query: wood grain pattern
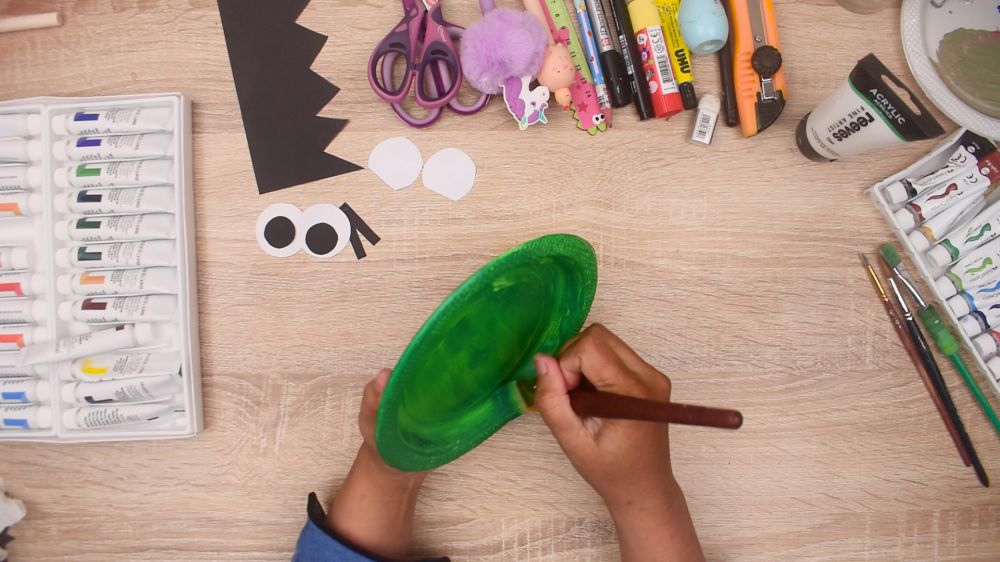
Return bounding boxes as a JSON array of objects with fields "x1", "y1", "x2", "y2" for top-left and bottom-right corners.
[{"x1": 1, "y1": 0, "x2": 999, "y2": 560}]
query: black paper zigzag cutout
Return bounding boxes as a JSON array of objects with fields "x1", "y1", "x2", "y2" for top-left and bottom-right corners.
[{"x1": 218, "y1": 0, "x2": 361, "y2": 194}]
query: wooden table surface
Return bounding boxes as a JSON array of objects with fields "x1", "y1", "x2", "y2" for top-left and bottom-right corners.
[{"x1": 1, "y1": 0, "x2": 998, "y2": 560}]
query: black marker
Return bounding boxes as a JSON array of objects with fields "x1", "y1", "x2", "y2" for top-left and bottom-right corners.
[
  {"x1": 606, "y1": 0, "x2": 654, "y2": 120},
  {"x1": 587, "y1": 0, "x2": 631, "y2": 107},
  {"x1": 718, "y1": 0, "x2": 738, "y2": 127}
]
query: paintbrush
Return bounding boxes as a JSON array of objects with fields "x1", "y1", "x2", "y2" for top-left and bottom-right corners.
[
  {"x1": 880, "y1": 244, "x2": 1000, "y2": 439},
  {"x1": 568, "y1": 389, "x2": 743, "y2": 429},
  {"x1": 860, "y1": 253, "x2": 971, "y2": 465},
  {"x1": 882, "y1": 264, "x2": 989, "y2": 486}
]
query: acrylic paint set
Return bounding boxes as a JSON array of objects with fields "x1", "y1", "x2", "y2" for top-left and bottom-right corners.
[
  {"x1": 0, "y1": 93, "x2": 201, "y2": 442},
  {"x1": 870, "y1": 128, "x2": 1000, "y2": 397}
]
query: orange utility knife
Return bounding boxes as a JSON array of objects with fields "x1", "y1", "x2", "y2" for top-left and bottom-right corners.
[{"x1": 728, "y1": 0, "x2": 786, "y2": 137}]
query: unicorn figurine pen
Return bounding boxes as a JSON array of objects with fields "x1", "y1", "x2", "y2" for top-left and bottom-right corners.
[{"x1": 522, "y1": 0, "x2": 575, "y2": 108}]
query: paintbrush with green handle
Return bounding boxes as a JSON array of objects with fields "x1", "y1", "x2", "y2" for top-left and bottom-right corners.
[{"x1": 881, "y1": 244, "x2": 1000, "y2": 438}]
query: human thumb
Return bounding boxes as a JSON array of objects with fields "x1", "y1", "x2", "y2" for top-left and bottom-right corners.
[{"x1": 533, "y1": 354, "x2": 582, "y2": 439}]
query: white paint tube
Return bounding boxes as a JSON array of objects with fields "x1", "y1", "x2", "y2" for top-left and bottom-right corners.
[
  {"x1": 0, "y1": 193, "x2": 44, "y2": 217},
  {"x1": 62, "y1": 374, "x2": 181, "y2": 405},
  {"x1": 0, "y1": 300, "x2": 45, "y2": 324},
  {"x1": 906, "y1": 194, "x2": 985, "y2": 252},
  {"x1": 0, "y1": 272, "x2": 46, "y2": 297},
  {"x1": 58, "y1": 295, "x2": 177, "y2": 323},
  {"x1": 54, "y1": 186, "x2": 175, "y2": 215},
  {"x1": 58, "y1": 267, "x2": 177, "y2": 296},
  {"x1": 51, "y1": 107, "x2": 173, "y2": 136},
  {"x1": 0, "y1": 218, "x2": 35, "y2": 244},
  {"x1": 53, "y1": 159, "x2": 173, "y2": 189},
  {"x1": 0, "y1": 113, "x2": 41, "y2": 137},
  {"x1": 0, "y1": 139, "x2": 41, "y2": 163},
  {"x1": 20, "y1": 323, "x2": 165, "y2": 366},
  {"x1": 927, "y1": 199, "x2": 1000, "y2": 267},
  {"x1": 935, "y1": 236, "x2": 1000, "y2": 298},
  {"x1": 53, "y1": 133, "x2": 174, "y2": 162},
  {"x1": 62, "y1": 401, "x2": 175, "y2": 430},
  {"x1": 892, "y1": 170, "x2": 993, "y2": 231},
  {"x1": 0, "y1": 404, "x2": 52, "y2": 429},
  {"x1": 0, "y1": 326, "x2": 48, "y2": 352},
  {"x1": 883, "y1": 131, "x2": 998, "y2": 204},
  {"x1": 59, "y1": 352, "x2": 181, "y2": 381},
  {"x1": 55, "y1": 240, "x2": 176, "y2": 269},
  {"x1": 55, "y1": 213, "x2": 175, "y2": 243},
  {"x1": 0, "y1": 247, "x2": 29, "y2": 271},
  {"x1": 0, "y1": 378, "x2": 50, "y2": 404},
  {"x1": 0, "y1": 165, "x2": 42, "y2": 192}
]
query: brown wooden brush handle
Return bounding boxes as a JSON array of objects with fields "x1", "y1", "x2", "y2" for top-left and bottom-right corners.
[{"x1": 568, "y1": 389, "x2": 743, "y2": 429}]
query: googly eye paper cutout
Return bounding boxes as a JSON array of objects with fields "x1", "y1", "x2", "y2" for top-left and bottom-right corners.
[
  {"x1": 298, "y1": 204, "x2": 352, "y2": 258},
  {"x1": 368, "y1": 137, "x2": 423, "y2": 190},
  {"x1": 255, "y1": 203, "x2": 380, "y2": 260},
  {"x1": 422, "y1": 148, "x2": 476, "y2": 201},
  {"x1": 257, "y1": 203, "x2": 303, "y2": 257}
]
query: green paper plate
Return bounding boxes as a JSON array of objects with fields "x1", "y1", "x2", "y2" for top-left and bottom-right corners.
[{"x1": 376, "y1": 234, "x2": 598, "y2": 471}]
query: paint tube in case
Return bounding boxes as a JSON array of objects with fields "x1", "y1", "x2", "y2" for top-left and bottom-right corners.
[
  {"x1": 927, "y1": 199, "x2": 1000, "y2": 267},
  {"x1": 0, "y1": 326, "x2": 48, "y2": 352},
  {"x1": 0, "y1": 404, "x2": 52, "y2": 429},
  {"x1": 0, "y1": 114, "x2": 41, "y2": 137},
  {"x1": 797, "y1": 54, "x2": 944, "y2": 162},
  {"x1": 51, "y1": 107, "x2": 174, "y2": 136},
  {"x1": 20, "y1": 323, "x2": 173, "y2": 366},
  {"x1": 0, "y1": 272, "x2": 46, "y2": 298},
  {"x1": 56, "y1": 240, "x2": 176, "y2": 269},
  {"x1": 59, "y1": 352, "x2": 181, "y2": 381},
  {"x1": 629, "y1": 0, "x2": 683, "y2": 118},
  {"x1": 55, "y1": 213, "x2": 175, "y2": 243},
  {"x1": 62, "y1": 401, "x2": 176, "y2": 430},
  {"x1": 0, "y1": 139, "x2": 41, "y2": 164},
  {"x1": 907, "y1": 194, "x2": 985, "y2": 252},
  {"x1": 0, "y1": 378, "x2": 50, "y2": 404},
  {"x1": 0, "y1": 366, "x2": 44, "y2": 377},
  {"x1": 62, "y1": 373, "x2": 181, "y2": 405},
  {"x1": 883, "y1": 131, "x2": 998, "y2": 204},
  {"x1": 0, "y1": 300, "x2": 45, "y2": 325},
  {"x1": 59, "y1": 295, "x2": 177, "y2": 324},
  {"x1": 972, "y1": 328, "x2": 1000, "y2": 358},
  {"x1": 958, "y1": 305, "x2": 1000, "y2": 337},
  {"x1": 0, "y1": 165, "x2": 42, "y2": 192},
  {"x1": 0, "y1": 247, "x2": 29, "y2": 271},
  {"x1": 892, "y1": 169, "x2": 994, "y2": 231},
  {"x1": 935, "y1": 236, "x2": 1000, "y2": 297},
  {"x1": 0, "y1": 218, "x2": 35, "y2": 244},
  {"x1": 54, "y1": 186, "x2": 175, "y2": 215},
  {"x1": 52, "y1": 133, "x2": 174, "y2": 162},
  {"x1": 58, "y1": 267, "x2": 178, "y2": 297},
  {"x1": 0, "y1": 193, "x2": 44, "y2": 217},
  {"x1": 53, "y1": 159, "x2": 173, "y2": 189}
]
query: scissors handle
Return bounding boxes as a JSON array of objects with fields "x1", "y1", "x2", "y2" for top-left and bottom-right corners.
[
  {"x1": 413, "y1": 2, "x2": 462, "y2": 109},
  {"x1": 368, "y1": 0, "x2": 424, "y2": 104}
]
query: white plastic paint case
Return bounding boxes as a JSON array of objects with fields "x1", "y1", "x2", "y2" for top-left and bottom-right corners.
[
  {"x1": 869, "y1": 128, "x2": 1000, "y2": 397},
  {"x1": 0, "y1": 93, "x2": 200, "y2": 442}
]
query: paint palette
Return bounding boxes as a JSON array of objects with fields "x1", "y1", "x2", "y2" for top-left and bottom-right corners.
[
  {"x1": 376, "y1": 234, "x2": 598, "y2": 472},
  {"x1": 0, "y1": 93, "x2": 201, "y2": 442}
]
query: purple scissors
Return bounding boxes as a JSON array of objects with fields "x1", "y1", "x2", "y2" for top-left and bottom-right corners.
[{"x1": 368, "y1": 0, "x2": 489, "y2": 128}]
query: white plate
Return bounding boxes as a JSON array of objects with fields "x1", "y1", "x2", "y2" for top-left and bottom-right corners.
[{"x1": 900, "y1": 0, "x2": 1000, "y2": 138}]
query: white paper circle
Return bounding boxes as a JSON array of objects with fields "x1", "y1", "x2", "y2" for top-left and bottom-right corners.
[
  {"x1": 256, "y1": 203, "x2": 302, "y2": 258},
  {"x1": 368, "y1": 136, "x2": 423, "y2": 190},
  {"x1": 298, "y1": 204, "x2": 352, "y2": 258},
  {"x1": 422, "y1": 148, "x2": 476, "y2": 202}
]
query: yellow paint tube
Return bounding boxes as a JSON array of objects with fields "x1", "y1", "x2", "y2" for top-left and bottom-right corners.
[{"x1": 655, "y1": 0, "x2": 696, "y2": 109}]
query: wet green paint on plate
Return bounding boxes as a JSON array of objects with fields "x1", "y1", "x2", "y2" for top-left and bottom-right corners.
[{"x1": 376, "y1": 234, "x2": 598, "y2": 471}]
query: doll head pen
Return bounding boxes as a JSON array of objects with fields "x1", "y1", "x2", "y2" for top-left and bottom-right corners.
[{"x1": 880, "y1": 244, "x2": 1000, "y2": 438}]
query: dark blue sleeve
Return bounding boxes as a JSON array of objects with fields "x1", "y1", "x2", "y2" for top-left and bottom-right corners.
[{"x1": 291, "y1": 493, "x2": 449, "y2": 562}]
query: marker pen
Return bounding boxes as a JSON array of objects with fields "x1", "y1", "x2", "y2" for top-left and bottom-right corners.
[
  {"x1": 607, "y1": 0, "x2": 655, "y2": 119},
  {"x1": 0, "y1": 139, "x2": 41, "y2": 163},
  {"x1": 574, "y1": 0, "x2": 612, "y2": 120},
  {"x1": 628, "y1": 0, "x2": 683, "y2": 118},
  {"x1": 586, "y1": 0, "x2": 631, "y2": 107}
]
